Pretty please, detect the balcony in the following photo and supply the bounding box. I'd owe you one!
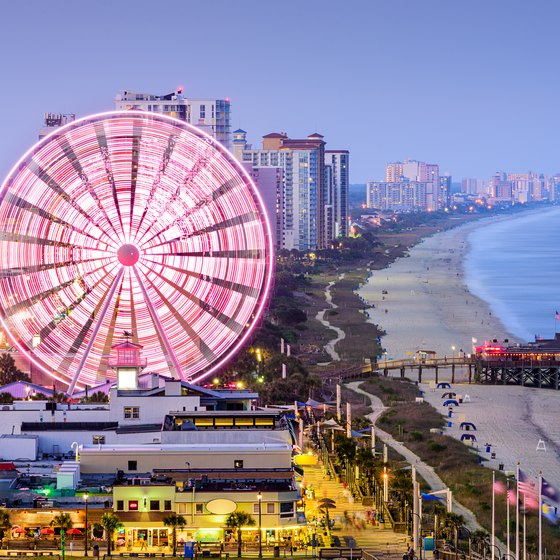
[108,357,148,368]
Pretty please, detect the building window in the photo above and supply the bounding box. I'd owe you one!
[128,460,137,471]
[280,502,294,518]
[164,500,172,511]
[195,503,204,514]
[150,500,160,511]
[267,503,275,514]
[234,460,243,469]
[177,503,187,514]
[120,349,136,364]
[253,503,259,515]
[129,500,139,511]
[200,105,206,119]
[92,435,105,445]
[116,500,124,511]
[124,406,139,419]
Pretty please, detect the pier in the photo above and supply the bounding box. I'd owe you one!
[376,356,474,383]
[320,355,560,391]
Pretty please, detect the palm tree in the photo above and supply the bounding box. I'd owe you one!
[100,513,123,556]
[443,512,465,559]
[51,512,73,532]
[225,511,255,557]
[163,513,187,557]
[471,529,489,558]
[318,498,336,534]
[0,509,11,540]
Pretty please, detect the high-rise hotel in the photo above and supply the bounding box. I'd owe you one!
[115,88,232,150]
[368,159,443,211]
[234,131,349,252]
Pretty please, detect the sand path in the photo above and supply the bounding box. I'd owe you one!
[316,274,346,361]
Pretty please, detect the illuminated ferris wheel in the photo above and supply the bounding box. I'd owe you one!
[0,111,273,393]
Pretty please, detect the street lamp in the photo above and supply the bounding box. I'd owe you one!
[451,346,456,361]
[257,492,262,559]
[84,493,89,556]
[383,467,389,503]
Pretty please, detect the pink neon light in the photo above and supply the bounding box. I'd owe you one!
[0,111,273,388]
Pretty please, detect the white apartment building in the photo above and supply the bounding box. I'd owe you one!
[366,180,428,211]
[234,132,349,251]
[115,88,231,150]
[385,159,441,210]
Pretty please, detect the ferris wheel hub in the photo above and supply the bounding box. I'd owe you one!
[117,244,140,266]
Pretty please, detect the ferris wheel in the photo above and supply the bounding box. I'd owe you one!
[0,111,273,393]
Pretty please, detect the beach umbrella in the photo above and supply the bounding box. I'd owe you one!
[442,392,457,399]
[66,529,82,535]
[437,383,452,389]
[318,498,336,529]
[40,528,54,535]
[421,493,444,501]
[351,430,368,438]
[460,422,477,431]
[443,399,459,407]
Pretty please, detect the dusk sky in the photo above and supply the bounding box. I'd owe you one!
[1,0,559,184]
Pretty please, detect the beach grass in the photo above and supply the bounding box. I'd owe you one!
[356,377,560,551]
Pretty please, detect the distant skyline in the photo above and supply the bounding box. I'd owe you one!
[1,0,560,184]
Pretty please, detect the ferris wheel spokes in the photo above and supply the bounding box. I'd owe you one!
[132,266,184,382]
[66,266,125,395]
[56,136,124,243]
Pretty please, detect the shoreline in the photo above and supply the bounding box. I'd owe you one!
[358,216,521,362]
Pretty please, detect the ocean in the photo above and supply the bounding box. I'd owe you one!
[464,206,560,343]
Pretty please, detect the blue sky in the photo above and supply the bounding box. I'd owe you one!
[1,0,559,183]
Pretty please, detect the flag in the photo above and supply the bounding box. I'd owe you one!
[506,480,517,506]
[556,310,560,320]
[493,479,506,494]
[542,501,559,524]
[518,469,538,503]
[542,477,560,503]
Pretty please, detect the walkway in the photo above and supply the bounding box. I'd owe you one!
[347,382,505,549]
[302,464,408,554]
[315,275,346,362]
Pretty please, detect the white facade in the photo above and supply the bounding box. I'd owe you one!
[366,180,428,211]
[80,442,293,474]
[385,159,441,210]
[0,376,259,457]
[115,89,231,150]
[236,133,329,251]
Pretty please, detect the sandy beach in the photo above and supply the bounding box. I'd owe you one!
[420,382,560,496]
[357,214,560,494]
[359,218,518,362]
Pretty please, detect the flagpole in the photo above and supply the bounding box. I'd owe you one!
[522,494,526,560]
[538,471,542,560]
[491,471,495,560]
[516,463,520,560]
[506,477,510,560]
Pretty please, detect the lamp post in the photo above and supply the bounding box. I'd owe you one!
[383,467,389,503]
[84,493,89,556]
[257,492,262,559]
